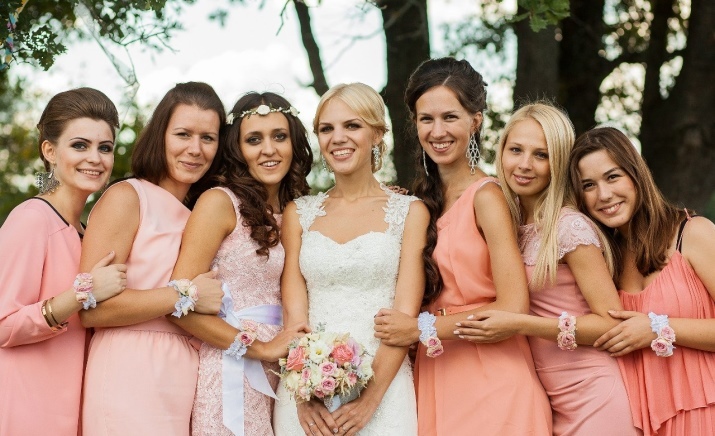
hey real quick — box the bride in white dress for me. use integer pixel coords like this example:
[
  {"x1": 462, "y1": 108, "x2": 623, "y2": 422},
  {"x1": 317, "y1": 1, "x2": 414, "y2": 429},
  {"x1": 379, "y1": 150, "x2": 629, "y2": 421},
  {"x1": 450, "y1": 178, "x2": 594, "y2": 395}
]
[{"x1": 273, "y1": 83, "x2": 429, "y2": 436}]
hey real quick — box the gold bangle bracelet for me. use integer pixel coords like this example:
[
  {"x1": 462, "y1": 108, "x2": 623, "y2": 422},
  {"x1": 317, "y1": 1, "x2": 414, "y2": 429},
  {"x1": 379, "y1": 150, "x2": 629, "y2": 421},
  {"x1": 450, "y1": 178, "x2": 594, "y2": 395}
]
[
  {"x1": 46, "y1": 297, "x2": 68, "y2": 331},
  {"x1": 40, "y1": 300, "x2": 54, "y2": 328}
]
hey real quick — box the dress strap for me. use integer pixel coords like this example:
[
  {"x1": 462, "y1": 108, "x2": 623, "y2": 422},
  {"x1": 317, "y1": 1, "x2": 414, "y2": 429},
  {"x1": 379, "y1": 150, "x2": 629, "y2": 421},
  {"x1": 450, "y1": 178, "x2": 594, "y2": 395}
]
[
  {"x1": 675, "y1": 209, "x2": 698, "y2": 252},
  {"x1": 294, "y1": 192, "x2": 328, "y2": 232},
  {"x1": 381, "y1": 185, "x2": 418, "y2": 240}
]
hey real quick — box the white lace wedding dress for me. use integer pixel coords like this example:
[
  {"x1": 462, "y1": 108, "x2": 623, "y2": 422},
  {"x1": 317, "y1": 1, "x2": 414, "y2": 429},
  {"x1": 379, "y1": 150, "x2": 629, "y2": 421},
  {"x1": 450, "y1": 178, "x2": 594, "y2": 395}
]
[{"x1": 273, "y1": 188, "x2": 418, "y2": 436}]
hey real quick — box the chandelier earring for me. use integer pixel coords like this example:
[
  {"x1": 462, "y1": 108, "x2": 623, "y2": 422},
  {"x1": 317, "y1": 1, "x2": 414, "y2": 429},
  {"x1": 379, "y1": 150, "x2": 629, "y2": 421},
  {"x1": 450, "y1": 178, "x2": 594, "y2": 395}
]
[
  {"x1": 422, "y1": 149, "x2": 429, "y2": 176},
  {"x1": 372, "y1": 145, "x2": 380, "y2": 170},
  {"x1": 35, "y1": 164, "x2": 60, "y2": 195},
  {"x1": 466, "y1": 134, "x2": 481, "y2": 175},
  {"x1": 321, "y1": 155, "x2": 333, "y2": 173}
]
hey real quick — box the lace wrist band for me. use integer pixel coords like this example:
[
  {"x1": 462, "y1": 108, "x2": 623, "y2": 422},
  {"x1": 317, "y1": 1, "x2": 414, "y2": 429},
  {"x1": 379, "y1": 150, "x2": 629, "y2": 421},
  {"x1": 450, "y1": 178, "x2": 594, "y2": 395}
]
[
  {"x1": 417, "y1": 311, "x2": 443, "y2": 357},
  {"x1": 168, "y1": 279, "x2": 199, "y2": 318},
  {"x1": 557, "y1": 311, "x2": 577, "y2": 351},
  {"x1": 224, "y1": 320, "x2": 259, "y2": 360},
  {"x1": 73, "y1": 273, "x2": 97, "y2": 310},
  {"x1": 648, "y1": 312, "x2": 676, "y2": 357}
]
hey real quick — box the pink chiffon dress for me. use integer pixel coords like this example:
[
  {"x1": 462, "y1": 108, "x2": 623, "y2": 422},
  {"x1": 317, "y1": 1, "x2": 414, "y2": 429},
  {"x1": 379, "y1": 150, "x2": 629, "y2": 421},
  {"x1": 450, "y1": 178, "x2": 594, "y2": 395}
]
[
  {"x1": 618, "y1": 215, "x2": 715, "y2": 435},
  {"x1": 0, "y1": 198, "x2": 87, "y2": 435},
  {"x1": 191, "y1": 187, "x2": 283, "y2": 436},
  {"x1": 414, "y1": 177, "x2": 552, "y2": 436},
  {"x1": 520, "y1": 208, "x2": 637, "y2": 435},
  {"x1": 82, "y1": 178, "x2": 198, "y2": 435}
]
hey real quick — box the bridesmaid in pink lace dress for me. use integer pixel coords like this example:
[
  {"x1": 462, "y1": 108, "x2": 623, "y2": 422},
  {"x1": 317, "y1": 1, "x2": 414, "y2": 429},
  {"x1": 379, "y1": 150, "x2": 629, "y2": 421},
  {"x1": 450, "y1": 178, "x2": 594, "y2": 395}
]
[
  {"x1": 80, "y1": 82, "x2": 226, "y2": 435},
  {"x1": 456, "y1": 104, "x2": 637, "y2": 435},
  {"x1": 169, "y1": 92, "x2": 312, "y2": 436},
  {"x1": 571, "y1": 127, "x2": 715, "y2": 435}
]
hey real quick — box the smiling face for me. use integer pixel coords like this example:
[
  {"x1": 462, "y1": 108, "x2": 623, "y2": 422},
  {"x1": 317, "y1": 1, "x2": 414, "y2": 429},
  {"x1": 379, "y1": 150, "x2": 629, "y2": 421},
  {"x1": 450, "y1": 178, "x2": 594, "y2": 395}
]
[
  {"x1": 414, "y1": 85, "x2": 482, "y2": 171},
  {"x1": 577, "y1": 149, "x2": 637, "y2": 233},
  {"x1": 41, "y1": 117, "x2": 115, "y2": 197},
  {"x1": 162, "y1": 104, "x2": 220, "y2": 199},
  {"x1": 500, "y1": 119, "x2": 551, "y2": 206},
  {"x1": 316, "y1": 98, "x2": 380, "y2": 176},
  {"x1": 239, "y1": 112, "x2": 293, "y2": 196}
]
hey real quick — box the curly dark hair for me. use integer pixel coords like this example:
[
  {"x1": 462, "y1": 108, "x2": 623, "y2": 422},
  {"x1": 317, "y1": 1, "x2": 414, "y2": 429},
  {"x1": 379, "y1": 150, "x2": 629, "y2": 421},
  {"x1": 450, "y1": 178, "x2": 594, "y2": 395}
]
[
  {"x1": 217, "y1": 92, "x2": 313, "y2": 257},
  {"x1": 404, "y1": 57, "x2": 488, "y2": 305}
]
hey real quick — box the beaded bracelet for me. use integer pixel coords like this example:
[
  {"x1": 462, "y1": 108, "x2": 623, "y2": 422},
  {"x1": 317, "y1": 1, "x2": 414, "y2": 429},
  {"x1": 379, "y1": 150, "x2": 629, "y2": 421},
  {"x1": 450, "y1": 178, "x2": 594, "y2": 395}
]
[
  {"x1": 224, "y1": 320, "x2": 259, "y2": 360},
  {"x1": 648, "y1": 312, "x2": 676, "y2": 357},
  {"x1": 73, "y1": 273, "x2": 97, "y2": 310},
  {"x1": 417, "y1": 311, "x2": 444, "y2": 357},
  {"x1": 168, "y1": 279, "x2": 199, "y2": 318},
  {"x1": 557, "y1": 311, "x2": 577, "y2": 351}
]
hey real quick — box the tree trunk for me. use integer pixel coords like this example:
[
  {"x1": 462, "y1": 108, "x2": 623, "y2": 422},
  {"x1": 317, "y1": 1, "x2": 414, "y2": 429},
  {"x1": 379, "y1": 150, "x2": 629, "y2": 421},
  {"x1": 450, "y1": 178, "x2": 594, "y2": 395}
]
[
  {"x1": 293, "y1": 1, "x2": 329, "y2": 96},
  {"x1": 513, "y1": 14, "x2": 559, "y2": 105},
  {"x1": 641, "y1": 0, "x2": 715, "y2": 210},
  {"x1": 377, "y1": 0, "x2": 430, "y2": 186}
]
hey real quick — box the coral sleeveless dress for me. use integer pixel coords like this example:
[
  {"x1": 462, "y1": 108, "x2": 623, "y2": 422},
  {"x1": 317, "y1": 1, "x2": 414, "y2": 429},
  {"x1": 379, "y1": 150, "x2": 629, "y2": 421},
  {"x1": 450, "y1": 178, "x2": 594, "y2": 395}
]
[
  {"x1": 83, "y1": 179, "x2": 198, "y2": 435},
  {"x1": 191, "y1": 187, "x2": 284, "y2": 436},
  {"x1": 521, "y1": 208, "x2": 637, "y2": 435},
  {"x1": 618, "y1": 216, "x2": 715, "y2": 435},
  {"x1": 415, "y1": 178, "x2": 552, "y2": 436}
]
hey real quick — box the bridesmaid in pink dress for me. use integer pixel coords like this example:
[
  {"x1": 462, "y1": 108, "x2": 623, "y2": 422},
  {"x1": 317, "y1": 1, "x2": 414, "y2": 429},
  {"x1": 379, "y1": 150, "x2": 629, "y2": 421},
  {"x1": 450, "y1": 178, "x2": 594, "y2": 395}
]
[
  {"x1": 374, "y1": 58, "x2": 551, "y2": 435},
  {"x1": 571, "y1": 127, "x2": 715, "y2": 435},
  {"x1": 168, "y1": 92, "x2": 312, "y2": 436},
  {"x1": 0, "y1": 88, "x2": 126, "y2": 435},
  {"x1": 79, "y1": 82, "x2": 226, "y2": 435},
  {"x1": 455, "y1": 103, "x2": 637, "y2": 435}
]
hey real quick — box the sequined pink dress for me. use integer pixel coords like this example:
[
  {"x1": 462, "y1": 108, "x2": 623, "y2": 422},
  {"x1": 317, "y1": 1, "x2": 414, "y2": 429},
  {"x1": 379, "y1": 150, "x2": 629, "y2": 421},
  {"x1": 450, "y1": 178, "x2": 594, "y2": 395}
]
[
  {"x1": 191, "y1": 187, "x2": 284, "y2": 436},
  {"x1": 520, "y1": 208, "x2": 637, "y2": 435}
]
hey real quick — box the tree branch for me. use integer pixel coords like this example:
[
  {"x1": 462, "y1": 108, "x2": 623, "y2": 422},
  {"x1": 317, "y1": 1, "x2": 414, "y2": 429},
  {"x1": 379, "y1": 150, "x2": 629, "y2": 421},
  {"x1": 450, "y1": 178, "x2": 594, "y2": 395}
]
[{"x1": 293, "y1": 0, "x2": 329, "y2": 96}]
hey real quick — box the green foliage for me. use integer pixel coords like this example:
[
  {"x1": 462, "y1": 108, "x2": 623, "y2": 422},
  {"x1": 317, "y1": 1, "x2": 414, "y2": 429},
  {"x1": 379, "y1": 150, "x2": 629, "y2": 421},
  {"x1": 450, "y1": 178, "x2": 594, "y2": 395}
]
[{"x1": 514, "y1": 0, "x2": 570, "y2": 31}]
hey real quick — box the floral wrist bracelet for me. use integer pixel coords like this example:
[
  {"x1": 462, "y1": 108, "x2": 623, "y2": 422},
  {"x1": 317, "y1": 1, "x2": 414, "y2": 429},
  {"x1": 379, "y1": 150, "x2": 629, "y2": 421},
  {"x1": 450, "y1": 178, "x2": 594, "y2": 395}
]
[
  {"x1": 557, "y1": 311, "x2": 577, "y2": 351},
  {"x1": 168, "y1": 279, "x2": 199, "y2": 318},
  {"x1": 224, "y1": 319, "x2": 259, "y2": 360},
  {"x1": 73, "y1": 273, "x2": 97, "y2": 310},
  {"x1": 417, "y1": 311, "x2": 443, "y2": 358},
  {"x1": 648, "y1": 312, "x2": 676, "y2": 357}
]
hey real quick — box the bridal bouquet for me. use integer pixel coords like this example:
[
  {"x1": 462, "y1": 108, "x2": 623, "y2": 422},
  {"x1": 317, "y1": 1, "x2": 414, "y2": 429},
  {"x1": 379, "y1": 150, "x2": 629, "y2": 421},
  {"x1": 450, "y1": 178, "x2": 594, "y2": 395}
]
[{"x1": 278, "y1": 323, "x2": 373, "y2": 411}]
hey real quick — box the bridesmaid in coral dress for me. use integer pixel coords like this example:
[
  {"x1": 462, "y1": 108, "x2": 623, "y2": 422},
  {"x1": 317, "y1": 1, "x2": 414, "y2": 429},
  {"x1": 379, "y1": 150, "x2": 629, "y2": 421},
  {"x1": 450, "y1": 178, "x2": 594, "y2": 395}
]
[
  {"x1": 456, "y1": 103, "x2": 637, "y2": 435},
  {"x1": 0, "y1": 88, "x2": 126, "y2": 435},
  {"x1": 374, "y1": 58, "x2": 551, "y2": 435},
  {"x1": 79, "y1": 82, "x2": 226, "y2": 435},
  {"x1": 168, "y1": 92, "x2": 312, "y2": 436},
  {"x1": 572, "y1": 127, "x2": 715, "y2": 435}
]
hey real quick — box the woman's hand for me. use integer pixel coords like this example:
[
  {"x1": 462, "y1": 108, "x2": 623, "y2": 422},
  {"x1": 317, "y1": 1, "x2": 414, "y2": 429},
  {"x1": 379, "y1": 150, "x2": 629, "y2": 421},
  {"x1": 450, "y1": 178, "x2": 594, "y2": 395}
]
[
  {"x1": 331, "y1": 394, "x2": 381, "y2": 435},
  {"x1": 259, "y1": 322, "x2": 311, "y2": 362},
  {"x1": 297, "y1": 399, "x2": 339, "y2": 436},
  {"x1": 373, "y1": 308, "x2": 419, "y2": 347},
  {"x1": 191, "y1": 271, "x2": 223, "y2": 315},
  {"x1": 90, "y1": 251, "x2": 128, "y2": 302},
  {"x1": 453, "y1": 310, "x2": 521, "y2": 343},
  {"x1": 593, "y1": 310, "x2": 654, "y2": 356}
]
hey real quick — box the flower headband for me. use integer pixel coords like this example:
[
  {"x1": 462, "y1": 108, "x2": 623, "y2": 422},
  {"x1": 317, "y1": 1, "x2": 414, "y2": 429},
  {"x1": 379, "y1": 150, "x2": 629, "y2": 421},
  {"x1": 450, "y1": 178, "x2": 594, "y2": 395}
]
[{"x1": 226, "y1": 104, "x2": 300, "y2": 125}]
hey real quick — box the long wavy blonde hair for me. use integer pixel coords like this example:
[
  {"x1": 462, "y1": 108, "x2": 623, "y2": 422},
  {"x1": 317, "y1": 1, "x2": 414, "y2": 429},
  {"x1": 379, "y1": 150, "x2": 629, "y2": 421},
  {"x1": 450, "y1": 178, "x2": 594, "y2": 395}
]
[{"x1": 496, "y1": 102, "x2": 615, "y2": 289}]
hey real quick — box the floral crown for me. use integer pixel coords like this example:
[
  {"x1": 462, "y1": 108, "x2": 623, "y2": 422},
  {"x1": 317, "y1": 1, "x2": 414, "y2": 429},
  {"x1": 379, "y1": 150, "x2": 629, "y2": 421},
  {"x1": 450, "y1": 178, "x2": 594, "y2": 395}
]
[{"x1": 226, "y1": 104, "x2": 299, "y2": 125}]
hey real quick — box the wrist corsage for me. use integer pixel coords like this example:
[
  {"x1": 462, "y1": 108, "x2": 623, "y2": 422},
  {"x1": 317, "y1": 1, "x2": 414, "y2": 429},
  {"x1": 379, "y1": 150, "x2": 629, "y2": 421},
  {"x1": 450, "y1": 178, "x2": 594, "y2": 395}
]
[
  {"x1": 418, "y1": 311, "x2": 443, "y2": 357},
  {"x1": 224, "y1": 319, "x2": 259, "y2": 360},
  {"x1": 648, "y1": 312, "x2": 676, "y2": 357},
  {"x1": 557, "y1": 311, "x2": 577, "y2": 351},
  {"x1": 74, "y1": 273, "x2": 97, "y2": 310},
  {"x1": 168, "y1": 279, "x2": 199, "y2": 318}
]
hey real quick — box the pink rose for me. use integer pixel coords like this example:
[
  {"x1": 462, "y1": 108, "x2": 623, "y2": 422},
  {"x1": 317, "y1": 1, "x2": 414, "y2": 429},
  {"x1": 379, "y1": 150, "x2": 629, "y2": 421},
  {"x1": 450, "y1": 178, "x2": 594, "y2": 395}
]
[
  {"x1": 286, "y1": 347, "x2": 305, "y2": 371},
  {"x1": 659, "y1": 326, "x2": 676, "y2": 342},
  {"x1": 319, "y1": 361, "x2": 337, "y2": 376},
  {"x1": 331, "y1": 343, "x2": 355, "y2": 366},
  {"x1": 558, "y1": 315, "x2": 576, "y2": 332},
  {"x1": 298, "y1": 386, "x2": 311, "y2": 401},
  {"x1": 301, "y1": 367, "x2": 311, "y2": 381},
  {"x1": 346, "y1": 372, "x2": 358, "y2": 386},
  {"x1": 651, "y1": 337, "x2": 674, "y2": 357},
  {"x1": 427, "y1": 337, "x2": 440, "y2": 348},
  {"x1": 239, "y1": 331, "x2": 255, "y2": 345},
  {"x1": 427, "y1": 345, "x2": 444, "y2": 357},
  {"x1": 320, "y1": 377, "x2": 336, "y2": 393},
  {"x1": 314, "y1": 388, "x2": 325, "y2": 399},
  {"x1": 557, "y1": 331, "x2": 577, "y2": 351}
]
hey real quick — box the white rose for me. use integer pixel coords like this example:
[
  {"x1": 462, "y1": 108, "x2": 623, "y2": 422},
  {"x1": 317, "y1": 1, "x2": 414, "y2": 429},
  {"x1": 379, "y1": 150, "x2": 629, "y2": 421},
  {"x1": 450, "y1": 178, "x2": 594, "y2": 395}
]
[
  {"x1": 289, "y1": 106, "x2": 300, "y2": 116},
  {"x1": 284, "y1": 371, "x2": 301, "y2": 391},
  {"x1": 256, "y1": 104, "x2": 271, "y2": 116}
]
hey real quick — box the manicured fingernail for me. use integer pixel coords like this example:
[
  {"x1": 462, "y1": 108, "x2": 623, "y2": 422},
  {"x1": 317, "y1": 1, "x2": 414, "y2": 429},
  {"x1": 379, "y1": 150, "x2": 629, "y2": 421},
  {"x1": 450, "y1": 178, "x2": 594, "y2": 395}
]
[
  {"x1": 453, "y1": 330, "x2": 459, "y2": 334},
  {"x1": 455, "y1": 322, "x2": 461, "y2": 326},
  {"x1": 333, "y1": 429, "x2": 338, "y2": 434},
  {"x1": 459, "y1": 335, "x2": 464, "y2": 339},
  {"x1": 467, "y1": 315, "x2": 474, "y2": 320}
]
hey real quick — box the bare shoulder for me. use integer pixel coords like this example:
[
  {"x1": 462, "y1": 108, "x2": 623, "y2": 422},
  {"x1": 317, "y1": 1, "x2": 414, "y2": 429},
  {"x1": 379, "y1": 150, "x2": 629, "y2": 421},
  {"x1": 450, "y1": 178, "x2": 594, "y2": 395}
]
[
  {"x1": 194, "y1": 188, "x2": 234, "y2": 215},
  {"x1": 89, "y1": 181, "x2": 139, "y2": 225},
  {"x1": 472, "y1": 180, "x2": 507, "y2": 208},
  {"x1": 683, "y1": 216, "x2": 715, "y2": 257},
  {"x1": 406, "y1": 199, "x2": 430, "y2": 225}
]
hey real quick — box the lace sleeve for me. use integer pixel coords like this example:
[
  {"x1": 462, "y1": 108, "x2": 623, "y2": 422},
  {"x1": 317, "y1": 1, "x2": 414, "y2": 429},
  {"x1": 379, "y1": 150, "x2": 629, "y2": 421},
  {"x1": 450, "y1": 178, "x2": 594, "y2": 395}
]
[
  {"x1": 383, "y1": 191, "x2": 418, "y2": 239},
  {"x1": 294, "y1": 193, "x2": 327, "y2": 232},
  {"x1": 557, "y1": 210, "x2": 602, "y2": 260}
]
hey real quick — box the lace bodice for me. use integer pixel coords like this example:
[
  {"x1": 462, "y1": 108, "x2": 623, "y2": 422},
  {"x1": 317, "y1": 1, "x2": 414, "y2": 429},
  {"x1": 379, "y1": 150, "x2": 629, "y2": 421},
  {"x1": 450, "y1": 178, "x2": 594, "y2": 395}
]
[
  {"x1": 295, "y1": 187, "x2": 416, "y2": 354},
  {"x1": 519, "y1": 208, "x2": 601, "y2": 266}
]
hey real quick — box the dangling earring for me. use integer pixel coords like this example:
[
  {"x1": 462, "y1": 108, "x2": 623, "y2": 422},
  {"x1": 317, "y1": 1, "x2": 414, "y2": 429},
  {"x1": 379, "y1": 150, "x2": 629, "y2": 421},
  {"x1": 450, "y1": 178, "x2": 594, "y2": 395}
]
[
  {"x1": 372, "y1": 145, "x2": 380, "y2": 171},
  {"x1": 422, "y1": 149, "x2": 429, "y2": 176},
  {"x1": 466, "y1": 134, "x2": 481, "y2": 175},
  {"x1": 321, "y1": 155, "x2": 333, "y2": 173},
  {"x1": 35, "y1": 165, "x2": 60, "y2": 195}
]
